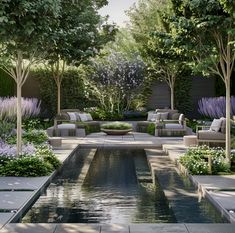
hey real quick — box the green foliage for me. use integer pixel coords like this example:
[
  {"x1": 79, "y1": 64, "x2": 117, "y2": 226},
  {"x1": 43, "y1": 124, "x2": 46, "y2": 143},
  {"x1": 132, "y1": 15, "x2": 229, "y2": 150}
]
[
  {"x1": 180, "y1": 146, "x2": 230, "y2": 175},
  {"x1": 83, "y1": 52, "x2": 146, "y2": 116},
  {"x1": 7, "y1": 130, "x2": 48, "y2": 145},
  {"x1": 35, "y1": 145, "x2": 61, "y2": 169},
  {"x1": 146, "y1": 123, "x2": 155, "y2": 135},
  {"x1": 0, "y1": 69, "x2": 15, "y2": 96},
  {"x1": 22, "y1": 118, "x2": 53, "y2": 131},
  {"x1": 0, "y1": 156, "x2": 53, "y2": 177},
  {"x1": 84, "y1": 124, "x2": 100, "y2": 135},
  {"x1": 0, "y1": 144, "x2": 61, "y2": 177},
  {"x1": 0, "y1": 120, "x2": 15, "y2": 141},
  {"x1": 175, "y1": 68, "x2": 192, "y2": 114},
  {"x1": 101, "y1": 122, "x2": 132, "y2": 130},
  {"x1": 31, "y1": 68, "x2": 90, "y2": 118}
]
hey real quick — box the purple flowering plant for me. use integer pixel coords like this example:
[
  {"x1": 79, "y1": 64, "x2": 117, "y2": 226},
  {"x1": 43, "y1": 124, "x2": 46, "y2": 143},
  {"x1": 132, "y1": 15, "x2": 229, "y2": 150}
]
[
  {"x1": 198, "y1": 96, "x2": 235, "y2": 119},
  {"x1": 0, "y1": 97, "x2": 41, "y2": 121}
]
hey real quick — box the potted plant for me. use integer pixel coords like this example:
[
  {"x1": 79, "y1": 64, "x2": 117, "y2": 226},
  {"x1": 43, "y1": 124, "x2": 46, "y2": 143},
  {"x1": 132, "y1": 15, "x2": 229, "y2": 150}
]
[{"x1": 101, "y1": 122, "x2": 132, "y2": 135}]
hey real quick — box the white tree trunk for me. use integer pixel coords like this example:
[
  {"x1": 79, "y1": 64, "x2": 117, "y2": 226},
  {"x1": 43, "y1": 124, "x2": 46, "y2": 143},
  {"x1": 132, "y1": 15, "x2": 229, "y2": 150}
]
[
  {"x1": 170, "y1": 85, "x2": 174, "y2": 110},
  {"x1": 16, "y1": 83, "x2": 22, "y2": 155},
  {"x1": 225, "y1": 79, "x2": 231, "y2": 164},
  {"x1": 57, "y1": 82, "x2": 61, "y2": 115}
]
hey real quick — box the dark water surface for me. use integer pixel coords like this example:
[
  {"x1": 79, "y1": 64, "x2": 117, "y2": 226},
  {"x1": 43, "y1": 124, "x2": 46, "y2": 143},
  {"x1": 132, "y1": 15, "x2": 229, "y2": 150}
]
[{"x1": 21, "y1": 148, "x2": 225, "y2": 223}]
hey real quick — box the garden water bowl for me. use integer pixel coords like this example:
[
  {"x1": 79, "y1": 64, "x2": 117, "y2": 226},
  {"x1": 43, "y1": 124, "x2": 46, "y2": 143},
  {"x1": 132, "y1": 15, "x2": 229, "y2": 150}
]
[
  {"x1": 101, "y1": 128, "x2": 132, "y2": 135},
  {"x1": 101, "y1": 122, "x2": 133, "y2": 135}
]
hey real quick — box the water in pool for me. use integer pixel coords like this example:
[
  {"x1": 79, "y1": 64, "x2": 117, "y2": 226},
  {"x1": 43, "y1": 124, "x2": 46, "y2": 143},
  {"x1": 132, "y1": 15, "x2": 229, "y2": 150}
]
[{"x1": 21, "y1": 148, "x2": 225, "y2": 223}]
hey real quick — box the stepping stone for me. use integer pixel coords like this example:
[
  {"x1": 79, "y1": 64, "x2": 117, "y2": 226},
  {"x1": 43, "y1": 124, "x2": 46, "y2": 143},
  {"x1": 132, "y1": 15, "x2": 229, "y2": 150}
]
[
  {"x1": 0, "y1": 191, "x2": 34, "y2": 210},
  {"x1": 0, "y1": 177, "x2": 49, "y2": 191}
]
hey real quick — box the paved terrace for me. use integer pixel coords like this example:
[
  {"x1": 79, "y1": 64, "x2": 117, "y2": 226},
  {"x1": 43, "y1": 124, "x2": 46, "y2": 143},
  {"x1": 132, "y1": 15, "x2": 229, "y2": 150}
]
[{"x1": 0, "y1": 132, "x2": 235, "y2": 232}]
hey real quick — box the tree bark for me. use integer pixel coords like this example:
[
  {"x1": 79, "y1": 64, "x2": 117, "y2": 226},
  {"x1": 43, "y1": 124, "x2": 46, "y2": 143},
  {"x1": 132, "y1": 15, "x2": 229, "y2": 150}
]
[
  {"x1": 57, "y1": 81, "x2": 61, "y2": 115},
  {"x1": 170, "y1": 84, "x2": 174, "y2": 110},
  {"x1": 225, "y1": 81, "x2": 231, "y2": 165},
  {"x1": 16, "y1": 83, "x2": 22, "y2": 155}
]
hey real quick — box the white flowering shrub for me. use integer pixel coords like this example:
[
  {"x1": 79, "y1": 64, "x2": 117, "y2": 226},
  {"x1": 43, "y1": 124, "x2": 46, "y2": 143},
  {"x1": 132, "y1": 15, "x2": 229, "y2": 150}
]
[{"x1": 180, "y1": 145, "x2": 230, "y2": 175}]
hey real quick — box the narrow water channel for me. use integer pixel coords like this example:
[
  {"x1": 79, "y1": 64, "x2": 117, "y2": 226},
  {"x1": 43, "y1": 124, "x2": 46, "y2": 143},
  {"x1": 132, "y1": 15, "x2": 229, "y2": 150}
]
[{"x1": 21, "y1": 148, "x2": 225, "y2": 223}]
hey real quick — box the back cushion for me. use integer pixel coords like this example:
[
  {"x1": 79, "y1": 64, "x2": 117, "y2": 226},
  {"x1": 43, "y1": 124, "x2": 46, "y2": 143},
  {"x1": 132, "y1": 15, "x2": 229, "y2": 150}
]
[
  {"x1": 86, "y1": 113, "x2": 93, "y2": 121},
  {"x1": 171, "y1": 113, "x2": 181, "y2": 120},
  {"x1": 159, "y1": 112, "x2": 168, "y2": 120},
  {"x1": 210, "y1": 119, "x2": 222, "y2": 132},
  {"x1": 67, "y1": 112, "x2": 77, "y2": 121},
  {"x1": 147, "y1": 112, "x2": 157, "y2": 121},
  {"x1": 79, "y1": 113, "x2": 88, "y2": 122}
]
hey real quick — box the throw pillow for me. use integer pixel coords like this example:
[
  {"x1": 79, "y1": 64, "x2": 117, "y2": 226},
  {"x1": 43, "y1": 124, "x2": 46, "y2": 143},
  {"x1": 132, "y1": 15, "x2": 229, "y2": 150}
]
[
  {"x1": 147, "y1": 112, "x2": 157, "y2": 121},
  {"x1": 78, "y1": 113, "x2": 88, "y2": 122},
  {"x1": 160, "y1": 112, "x2": 169, "y2": 120},
  {"x1": 210, "y1": 119, "x2": 222, "y2": 132},
  {"x1": 67, "y1": 112, "x2": 77, "y2": 122}
]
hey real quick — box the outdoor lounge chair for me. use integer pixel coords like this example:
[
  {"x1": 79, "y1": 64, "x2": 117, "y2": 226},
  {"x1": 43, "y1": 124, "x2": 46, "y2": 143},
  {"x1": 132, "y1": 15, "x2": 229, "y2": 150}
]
[
  {"x1": 50, "y1": 109, "x2": 100, "y2": 136},
  {"x1": 136, "y1": 109, "x2": 179, "y2": 132},
  {"x1": 155, "y1": 113, "x2": 187, "y2": 136},
  {"x1": 196, "y1": 117, "x2": 226, "y2": 145}
]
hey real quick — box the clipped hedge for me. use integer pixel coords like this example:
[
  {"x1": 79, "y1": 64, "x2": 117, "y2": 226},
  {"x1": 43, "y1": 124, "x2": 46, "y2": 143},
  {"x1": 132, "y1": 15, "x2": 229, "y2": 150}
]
[
  {"x1": 30, "y1": 68, "x2": 92, "y2": 118},
  {"x1": 0, "y1": 69, "x2": 15, "y2": 97}
]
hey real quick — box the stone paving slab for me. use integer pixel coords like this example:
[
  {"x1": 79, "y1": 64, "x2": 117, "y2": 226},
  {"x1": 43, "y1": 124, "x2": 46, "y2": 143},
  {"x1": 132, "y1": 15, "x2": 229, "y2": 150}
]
[
  {"x1": 193, "y1": 175, "x2": 235, "y2": 191},
  {"x1": 0, "y1": 224, "x2": 56, "y2": 233},
  {"x1": 0, "y1": 213, "x2": 14, "y2": 224},
  {"x1": 130, "y1": 224, "x2": 188, "y2": 233},
  {"x1": 100, "y1": 224, "x2": 129, "y2": 233},
  {"x1": 0, "y1": 191, "x2": 34, "y2": 210},
  {"x1": 208, "y1": 191, "x2": 235, "y2": 210},
  {"x1": 2, "y1": 224, "x2": 235, "y2": 233},
  {"x1": 0, "y1": 177, "x2": 49, "y2": 191},
  {"x1": 0, "y1": 213, "x2": 14, "y2": 229},
  {"x1": 55, "y1": 224, "x2": 100, "y2": 233},
  {"x1": 185, "y1": 223, "x2": 235, "y2": 233}
]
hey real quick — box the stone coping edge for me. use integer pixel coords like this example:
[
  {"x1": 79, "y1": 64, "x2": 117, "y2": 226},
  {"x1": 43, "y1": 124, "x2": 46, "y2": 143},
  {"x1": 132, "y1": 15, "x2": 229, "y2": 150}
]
[
  {"x1": 5, "y1": 144, "x2": 80, "y2": 226},
  {"x1": 164, "y1": 146, "x2": 234, "y2": 223}
]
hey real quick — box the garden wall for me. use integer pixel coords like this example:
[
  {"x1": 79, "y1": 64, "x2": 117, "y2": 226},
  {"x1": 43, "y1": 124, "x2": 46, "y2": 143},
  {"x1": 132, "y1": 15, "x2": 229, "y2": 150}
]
[{"x1": 147, "y1": 76, "x2": 216, "y2": 118}]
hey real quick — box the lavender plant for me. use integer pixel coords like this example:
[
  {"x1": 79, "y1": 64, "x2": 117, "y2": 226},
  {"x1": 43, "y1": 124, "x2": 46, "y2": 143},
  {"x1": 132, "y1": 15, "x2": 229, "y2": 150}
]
[
  {"x1": 0, "y1": 97, "x2": 41, "y2": 121},
  {"x1": 198, "y1": 96, "x2": 235, "y2": 119}
]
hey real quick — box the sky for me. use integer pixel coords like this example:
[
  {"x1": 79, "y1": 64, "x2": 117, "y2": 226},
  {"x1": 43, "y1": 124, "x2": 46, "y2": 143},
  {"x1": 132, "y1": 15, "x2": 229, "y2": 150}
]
[{"x1": 99, "y1": 0, "x2": 138, "y2": 27}]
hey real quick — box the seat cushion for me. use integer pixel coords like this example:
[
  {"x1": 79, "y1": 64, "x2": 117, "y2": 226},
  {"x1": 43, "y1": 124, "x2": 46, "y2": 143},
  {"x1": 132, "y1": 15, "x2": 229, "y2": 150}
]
[
  {"x1": 198, "y1": 130, "x2": 225, "y2": 140},
  {"x1": 57, "y1": 123, "x2": 76, "y2": 129},
  {"x1": 164, "y1": 123, "x2": 184, "y2": 129}
]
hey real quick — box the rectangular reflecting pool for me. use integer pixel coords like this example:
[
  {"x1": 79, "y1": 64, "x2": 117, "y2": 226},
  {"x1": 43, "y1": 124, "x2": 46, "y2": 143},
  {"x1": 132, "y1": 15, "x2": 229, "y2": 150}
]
[{"x1": 21, "y1": 148, "x2": 226, "y2": 223}]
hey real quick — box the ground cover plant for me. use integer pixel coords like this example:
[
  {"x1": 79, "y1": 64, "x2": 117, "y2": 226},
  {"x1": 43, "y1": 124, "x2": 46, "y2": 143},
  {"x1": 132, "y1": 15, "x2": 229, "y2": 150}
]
[
  {"x1": 179, "y1": 146, "x2": 230, "y2": 175},
  {"x1": 0, "y1": 141, "x2": 61, "y2": 177}
]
